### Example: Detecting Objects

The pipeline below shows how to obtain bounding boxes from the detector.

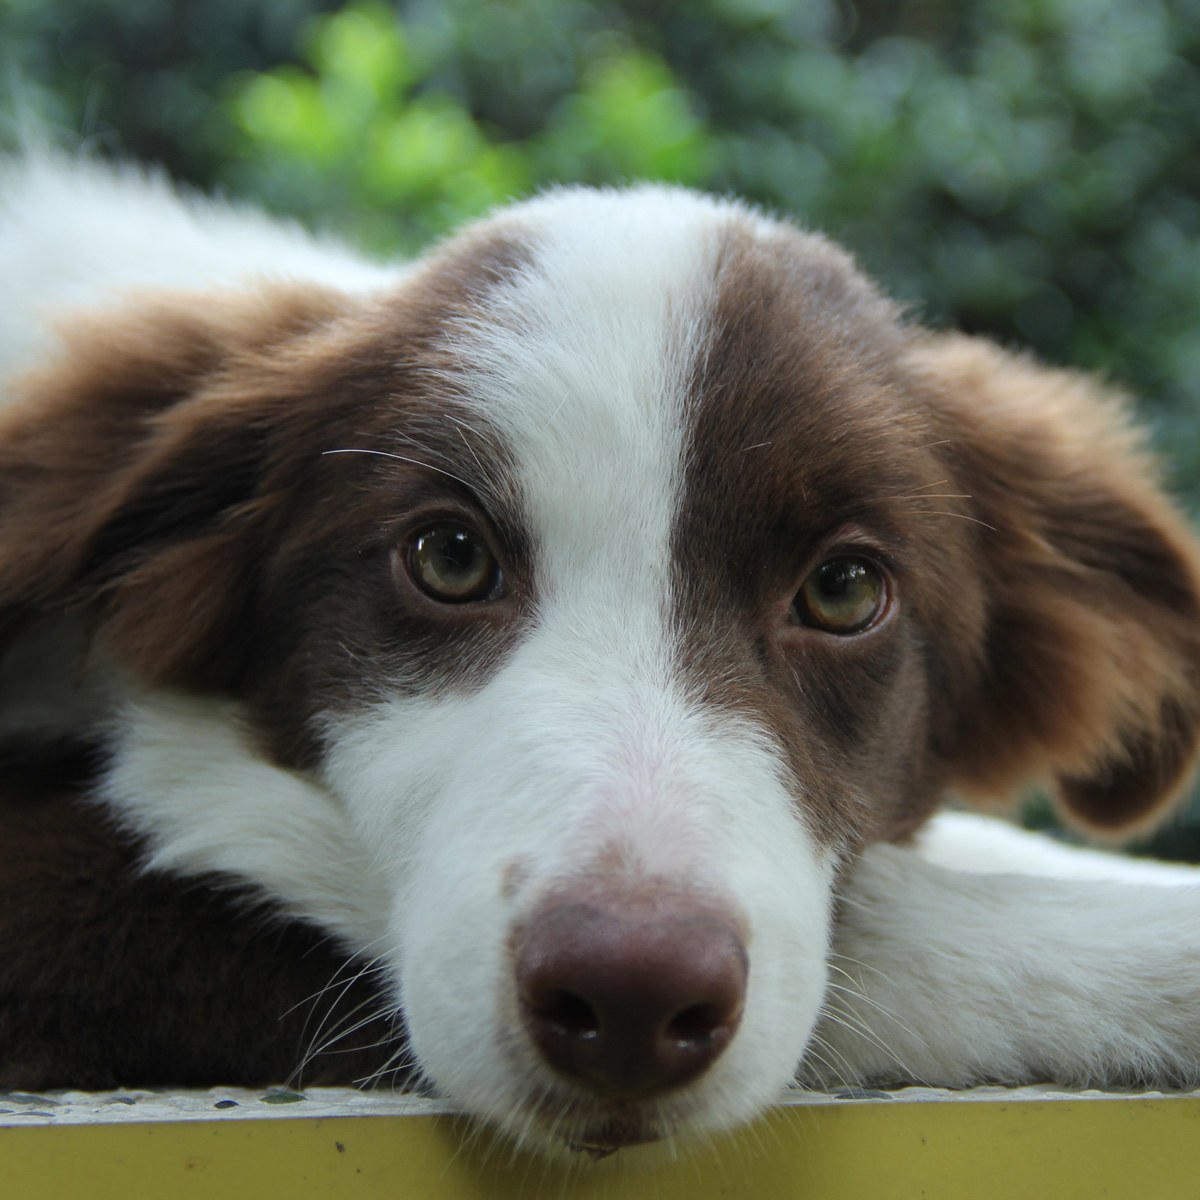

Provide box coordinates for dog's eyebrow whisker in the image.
[441,410,484,438]
[895,493,973,501]
[448,420,490,476]
[887,478,970,500]
[321,447,475,490]
[907,509,998,531]
[736,440,773,453]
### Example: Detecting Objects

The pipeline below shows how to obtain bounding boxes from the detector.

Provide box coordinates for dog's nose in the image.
[515,895,747,1099]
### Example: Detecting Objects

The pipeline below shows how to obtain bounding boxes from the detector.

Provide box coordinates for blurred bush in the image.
[4,0,1200,854]
[221,2,712,251]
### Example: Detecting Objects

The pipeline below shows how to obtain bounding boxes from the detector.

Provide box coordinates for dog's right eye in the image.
[792,555,888,635]
[405,524,503,604]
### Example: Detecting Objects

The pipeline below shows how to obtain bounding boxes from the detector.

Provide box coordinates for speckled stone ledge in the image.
[1,1082,1192,1126]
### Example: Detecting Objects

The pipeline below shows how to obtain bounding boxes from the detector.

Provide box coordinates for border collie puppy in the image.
[3,155,1200,1157]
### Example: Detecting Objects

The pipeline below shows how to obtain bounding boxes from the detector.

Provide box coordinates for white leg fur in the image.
[916,810,1200,886]
[812,830,1200,1089]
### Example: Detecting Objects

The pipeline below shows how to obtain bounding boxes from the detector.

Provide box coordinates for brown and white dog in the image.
[3,154,1200,1156]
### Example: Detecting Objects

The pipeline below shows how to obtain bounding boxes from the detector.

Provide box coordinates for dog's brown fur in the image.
[0,745,400,1089]
[913,334,1200,833]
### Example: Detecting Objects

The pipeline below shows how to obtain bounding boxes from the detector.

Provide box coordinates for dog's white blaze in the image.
[323,190,836,1137]
[453,188,718,621]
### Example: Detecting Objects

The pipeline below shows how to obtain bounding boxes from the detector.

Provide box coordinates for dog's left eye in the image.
[406,524,503,604]
[792,556,887,634]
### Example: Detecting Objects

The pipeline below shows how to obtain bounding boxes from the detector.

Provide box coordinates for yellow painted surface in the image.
[3,1096,1199,1200]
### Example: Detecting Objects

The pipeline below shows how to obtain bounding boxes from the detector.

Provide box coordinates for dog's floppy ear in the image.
[911,333,1200,836]
[0,285,350,686]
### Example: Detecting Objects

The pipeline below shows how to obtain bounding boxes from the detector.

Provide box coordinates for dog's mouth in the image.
[564,1117,663,1159]
[528,1090,669,1158]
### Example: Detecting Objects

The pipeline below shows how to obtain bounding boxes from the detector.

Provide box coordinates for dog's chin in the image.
[512,1086,703,1160]
[556,1111,664,1159]
[540,1110,668,1161]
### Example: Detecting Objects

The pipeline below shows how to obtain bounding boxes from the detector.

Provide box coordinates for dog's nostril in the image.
[667,1003,725,1046]
[533,990,600,1040]
[516,896,747,1101]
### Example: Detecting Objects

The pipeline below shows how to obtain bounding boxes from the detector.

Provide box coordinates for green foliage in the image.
[221,2,710,252]
[224,3,530,250]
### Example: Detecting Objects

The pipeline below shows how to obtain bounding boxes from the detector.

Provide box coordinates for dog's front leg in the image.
[805,830,1200,1090]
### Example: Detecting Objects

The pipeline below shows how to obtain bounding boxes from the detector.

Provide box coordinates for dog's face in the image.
[4,186,1200,1152]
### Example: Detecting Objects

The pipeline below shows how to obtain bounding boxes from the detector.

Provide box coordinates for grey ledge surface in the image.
[0,1083,1192,1127]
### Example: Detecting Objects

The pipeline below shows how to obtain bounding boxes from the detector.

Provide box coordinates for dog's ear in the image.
[910,333,1200,837]
[0,286,351,686]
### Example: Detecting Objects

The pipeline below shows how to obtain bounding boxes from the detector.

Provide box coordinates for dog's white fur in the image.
[4,153,1200,1153]
[825,827,1200,1089]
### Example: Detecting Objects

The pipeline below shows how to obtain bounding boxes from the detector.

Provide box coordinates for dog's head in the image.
[3,185,1200,1151]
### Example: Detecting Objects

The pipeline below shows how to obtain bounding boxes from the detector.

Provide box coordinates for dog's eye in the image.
[407,524,502,604]
[793,556,887,634]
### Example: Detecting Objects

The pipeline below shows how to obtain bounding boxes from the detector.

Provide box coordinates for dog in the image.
[3,153,1200,1158]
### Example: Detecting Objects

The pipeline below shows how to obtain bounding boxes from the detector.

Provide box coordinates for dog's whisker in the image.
[823,951,932,1060]
[290,957,393,1083]
[802,1032,857,1090]
[281,952,387,1024]
[906,508,998,530]
[318,1029,400,1057]
[824,1008,916,1079]
[302,998,395,1060]
[321,447,475,490]
[352,1037,415,1090]
[827,949,905,991]
[822,976,906,1021]
[817,995,912,1079]
[894,492,973,501]
[822,980,927,1050]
